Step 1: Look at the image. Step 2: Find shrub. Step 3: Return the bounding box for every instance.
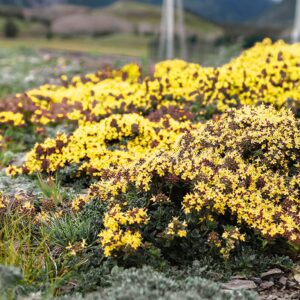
[58,266,256,300]
[89,105,300,259]
[3,18,19,38]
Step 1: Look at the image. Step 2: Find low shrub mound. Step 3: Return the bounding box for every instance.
[9,113,195,176]
[88,105,299,259]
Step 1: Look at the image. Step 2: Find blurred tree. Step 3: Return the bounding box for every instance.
[4,18,19,38]
[243,34,265,49]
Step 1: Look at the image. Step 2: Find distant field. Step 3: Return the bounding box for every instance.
[0,44,148,99]
[0,34,151,57]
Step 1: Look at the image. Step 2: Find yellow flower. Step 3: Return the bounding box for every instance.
[178,230,187,237]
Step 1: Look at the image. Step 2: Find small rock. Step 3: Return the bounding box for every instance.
[261,268,283,279]
[265,296,278,300]
[278,276,287,287]
[259,281,274,291]
[222,279,257,290]
[250,277,262,285]
[287,280,297,288]
[294,273,300,284]
[291,291,300,299]
[292,265,300,284]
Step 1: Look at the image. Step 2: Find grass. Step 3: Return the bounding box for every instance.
[0,214,53,284]
[36,173,66,206]
[0,47,85,98]
[0,34,151,57]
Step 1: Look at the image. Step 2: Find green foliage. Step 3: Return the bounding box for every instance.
[45,214,95,248]
[58,266,256,300]
[69,261,115,294]
[2,126,38,153]
[58,164,96,192]
[36,174,66,206]
[0,151,15,167]
[228,247,294,276]
[95,183,294,271]
[0,177,293,298]
[0,265,23,300]
[4,18,19,38]
[0,214,54,286]
[65,199,294,294]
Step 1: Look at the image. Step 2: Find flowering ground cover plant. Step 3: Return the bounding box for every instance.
[0,39,300,298]
[91,105,300,259]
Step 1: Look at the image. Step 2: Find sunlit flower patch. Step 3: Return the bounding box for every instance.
[0,39,298,129]
[1,39,300,260]
[89,105,300,256]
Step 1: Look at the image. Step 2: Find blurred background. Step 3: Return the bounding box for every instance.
[0,0,297,97]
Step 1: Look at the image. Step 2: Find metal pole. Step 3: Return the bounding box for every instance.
[292,0,300,43]
[159,0,167,59]
[166,0,175,59]
[159,0,187,59]
[176,0,187,59]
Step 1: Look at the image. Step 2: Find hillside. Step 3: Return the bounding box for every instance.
[20,1,222,39]
[23,4,90,22]
[0,0,277,24]
[256,0,295,28]
[99,1,221,38]
[185,0,275,23]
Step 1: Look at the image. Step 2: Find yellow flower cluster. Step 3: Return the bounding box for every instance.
[197,38,300,111]
[208,227,245,260]
[0,192,8,211]
[0,111,25,126]
[156,38,300,112]
[99,203,149,256]
[165,217,188,238]
[92,105,300,248]
[17,64,146,125]
[0,192,36,217]
[2,39,299,129]
[0,189,64,224]
[6,165,23,177]
[71,195,90,212]
[66,239,87,256]
[15,113,195,176]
